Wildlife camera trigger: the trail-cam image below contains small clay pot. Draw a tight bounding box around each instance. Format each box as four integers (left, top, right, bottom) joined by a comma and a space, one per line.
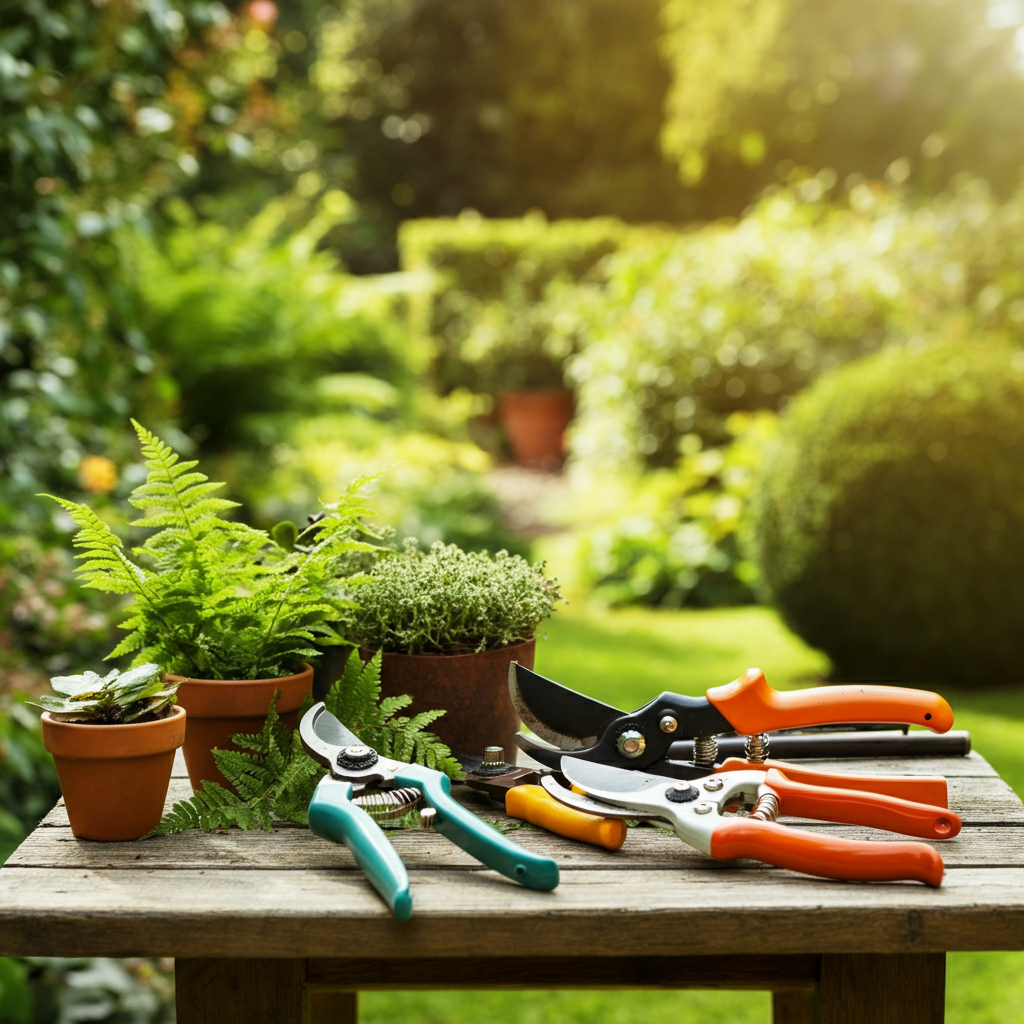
497, 390, 573, 468
365, 639, 535, 760
167, 664, 313, 793
41, 705, 186, 841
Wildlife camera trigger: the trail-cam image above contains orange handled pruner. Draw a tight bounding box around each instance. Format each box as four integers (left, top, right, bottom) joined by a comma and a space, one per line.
542, 757, 959, 887
512, 663, 955, 798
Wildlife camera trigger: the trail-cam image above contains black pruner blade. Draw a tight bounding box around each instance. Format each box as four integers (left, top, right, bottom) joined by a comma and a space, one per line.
509, 662, 733, 777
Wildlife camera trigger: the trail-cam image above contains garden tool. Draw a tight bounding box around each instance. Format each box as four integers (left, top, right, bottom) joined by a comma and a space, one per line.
510, 663, 957, 805
543, 756, 958, 887
299, 702, 559, 921
463, 745, 627, 850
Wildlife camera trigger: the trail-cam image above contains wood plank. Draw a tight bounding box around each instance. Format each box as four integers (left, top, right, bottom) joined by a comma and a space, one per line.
1, 866, 1023, 958
8, 820, 1024, 872
304, 954, 817, 990
817, 953, 945, 1024
175, 958, 305, 1024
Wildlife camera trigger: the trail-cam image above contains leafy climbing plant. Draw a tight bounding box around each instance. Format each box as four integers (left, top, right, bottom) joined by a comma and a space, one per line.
148, 650, 459, 835
41, 421, 378, 680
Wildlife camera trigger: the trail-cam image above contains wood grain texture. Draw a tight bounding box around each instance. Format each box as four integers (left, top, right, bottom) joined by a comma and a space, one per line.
817, 953, 945, 1024
308, 991, 356, 1024
304, 955, 817, 990
175, 958, 306, 1024
1, 866, 1023, 958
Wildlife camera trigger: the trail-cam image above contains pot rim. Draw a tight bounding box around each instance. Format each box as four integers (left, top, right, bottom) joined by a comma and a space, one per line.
41, 704, 186, 759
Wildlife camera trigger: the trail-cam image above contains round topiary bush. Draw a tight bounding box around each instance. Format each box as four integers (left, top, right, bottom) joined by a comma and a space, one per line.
750, 341, 1024, 683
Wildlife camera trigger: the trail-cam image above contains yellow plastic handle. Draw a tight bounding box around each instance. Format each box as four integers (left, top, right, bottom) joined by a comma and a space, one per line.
505, 784, 627, 851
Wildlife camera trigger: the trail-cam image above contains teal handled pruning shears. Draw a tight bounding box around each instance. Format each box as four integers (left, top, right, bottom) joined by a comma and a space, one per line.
299, 703, 560, 920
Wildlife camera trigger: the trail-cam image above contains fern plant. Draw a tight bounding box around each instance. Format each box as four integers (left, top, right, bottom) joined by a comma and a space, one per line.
147, 649, 459, 836
41, 421, 378, 680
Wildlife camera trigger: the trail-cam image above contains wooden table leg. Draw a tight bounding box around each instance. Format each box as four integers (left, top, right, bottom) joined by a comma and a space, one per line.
773, 990, 815, 1023
309, 990, 357, 1024
175, 959, 307, 1024
817, 953, 945, 1024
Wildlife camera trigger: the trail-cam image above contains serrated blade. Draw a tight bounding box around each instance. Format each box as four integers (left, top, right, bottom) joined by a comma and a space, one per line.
560, 756, 668, 796
508, 662, 621, 750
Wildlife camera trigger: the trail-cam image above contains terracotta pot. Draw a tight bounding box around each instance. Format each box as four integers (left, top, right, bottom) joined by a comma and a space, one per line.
497, 390, 573, 468
168, 664, 313, 793
40, 705, 186, 841
365, 638, 535, 760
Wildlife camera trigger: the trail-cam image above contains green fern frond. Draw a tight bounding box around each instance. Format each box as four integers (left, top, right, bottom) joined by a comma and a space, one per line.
146, 657, 461, 838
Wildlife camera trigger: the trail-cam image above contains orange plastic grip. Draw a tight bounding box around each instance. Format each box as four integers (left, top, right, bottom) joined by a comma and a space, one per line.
707, 669, 954, 734
505, 785, 628, 851
761, 769, 960, 840
715, 757, 949, 808
709, 817, 944, 887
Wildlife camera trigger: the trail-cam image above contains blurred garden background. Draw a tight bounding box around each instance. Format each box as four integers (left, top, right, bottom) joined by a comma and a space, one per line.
4, 0, 1024, 1019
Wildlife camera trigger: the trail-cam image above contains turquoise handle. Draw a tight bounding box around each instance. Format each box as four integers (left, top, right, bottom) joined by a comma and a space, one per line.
395, 763, 560, 892
307, 777, 413, 921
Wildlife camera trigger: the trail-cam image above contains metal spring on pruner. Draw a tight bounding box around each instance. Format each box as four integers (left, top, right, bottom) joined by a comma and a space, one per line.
744, 732, 770, 763
749, 791, 780, 823
692, 735, 718, 770
353, 787, 422, 825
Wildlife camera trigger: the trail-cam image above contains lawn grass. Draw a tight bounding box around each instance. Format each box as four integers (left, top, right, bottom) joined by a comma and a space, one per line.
362, 603, 1024, 1024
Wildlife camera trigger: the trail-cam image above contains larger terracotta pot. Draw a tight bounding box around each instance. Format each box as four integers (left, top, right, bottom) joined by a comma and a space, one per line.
497, 390, 573, 468
167, 664, 313, 793
40, 705, 186, 841
365, 638, 535, 760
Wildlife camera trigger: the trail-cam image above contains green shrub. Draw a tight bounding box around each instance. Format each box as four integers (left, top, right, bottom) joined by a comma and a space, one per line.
565, 412, 773, 607
124, 194, 421, 454
400, 214, 653, 393
750, 340, 1024, 683
565, 178, 1024, 473
0, 697, 61, 865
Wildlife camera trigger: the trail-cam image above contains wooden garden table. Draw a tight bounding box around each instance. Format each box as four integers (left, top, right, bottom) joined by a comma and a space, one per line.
1, 749, 1023, 1024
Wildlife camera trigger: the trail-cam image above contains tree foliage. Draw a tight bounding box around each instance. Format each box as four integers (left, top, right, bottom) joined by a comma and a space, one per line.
0, 0, 271, 534
309, 0, 689, 271
660, 0, 1024, 212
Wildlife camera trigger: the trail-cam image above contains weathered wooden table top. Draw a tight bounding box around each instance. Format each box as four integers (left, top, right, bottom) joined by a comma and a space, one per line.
2, 750, 1023, 962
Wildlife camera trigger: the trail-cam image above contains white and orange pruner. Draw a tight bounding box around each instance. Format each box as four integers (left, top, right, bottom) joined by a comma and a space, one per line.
542, 756, 959, 888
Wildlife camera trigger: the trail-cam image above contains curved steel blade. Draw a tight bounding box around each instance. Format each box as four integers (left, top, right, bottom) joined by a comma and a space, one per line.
559, 755, 669, 796
299, 702, 365, 768
508, 662, 621, 750
539, 774, 661, 822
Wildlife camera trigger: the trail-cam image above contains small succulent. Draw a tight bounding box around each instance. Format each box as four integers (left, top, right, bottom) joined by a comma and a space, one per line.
29, 664, 179, 724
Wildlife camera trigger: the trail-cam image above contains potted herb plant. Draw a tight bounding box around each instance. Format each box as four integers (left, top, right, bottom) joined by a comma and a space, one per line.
42, 421, 376, 794
336, 538, 563, 758
30, 664, 183, 840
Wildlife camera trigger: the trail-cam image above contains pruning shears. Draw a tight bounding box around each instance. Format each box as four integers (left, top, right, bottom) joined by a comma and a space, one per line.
510, 663, 957, 806
299, 703, 560, 920
542, 756, 958, 887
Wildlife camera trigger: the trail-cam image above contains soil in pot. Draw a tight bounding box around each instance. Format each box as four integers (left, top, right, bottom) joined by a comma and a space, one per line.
365, 638, 535, 761
168, 664, 313, 793
41, 705, 187, 841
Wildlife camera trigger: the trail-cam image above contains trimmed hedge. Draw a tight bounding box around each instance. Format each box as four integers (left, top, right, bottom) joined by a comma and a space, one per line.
751, 341, 1024, 683
399, 215, 654, 392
